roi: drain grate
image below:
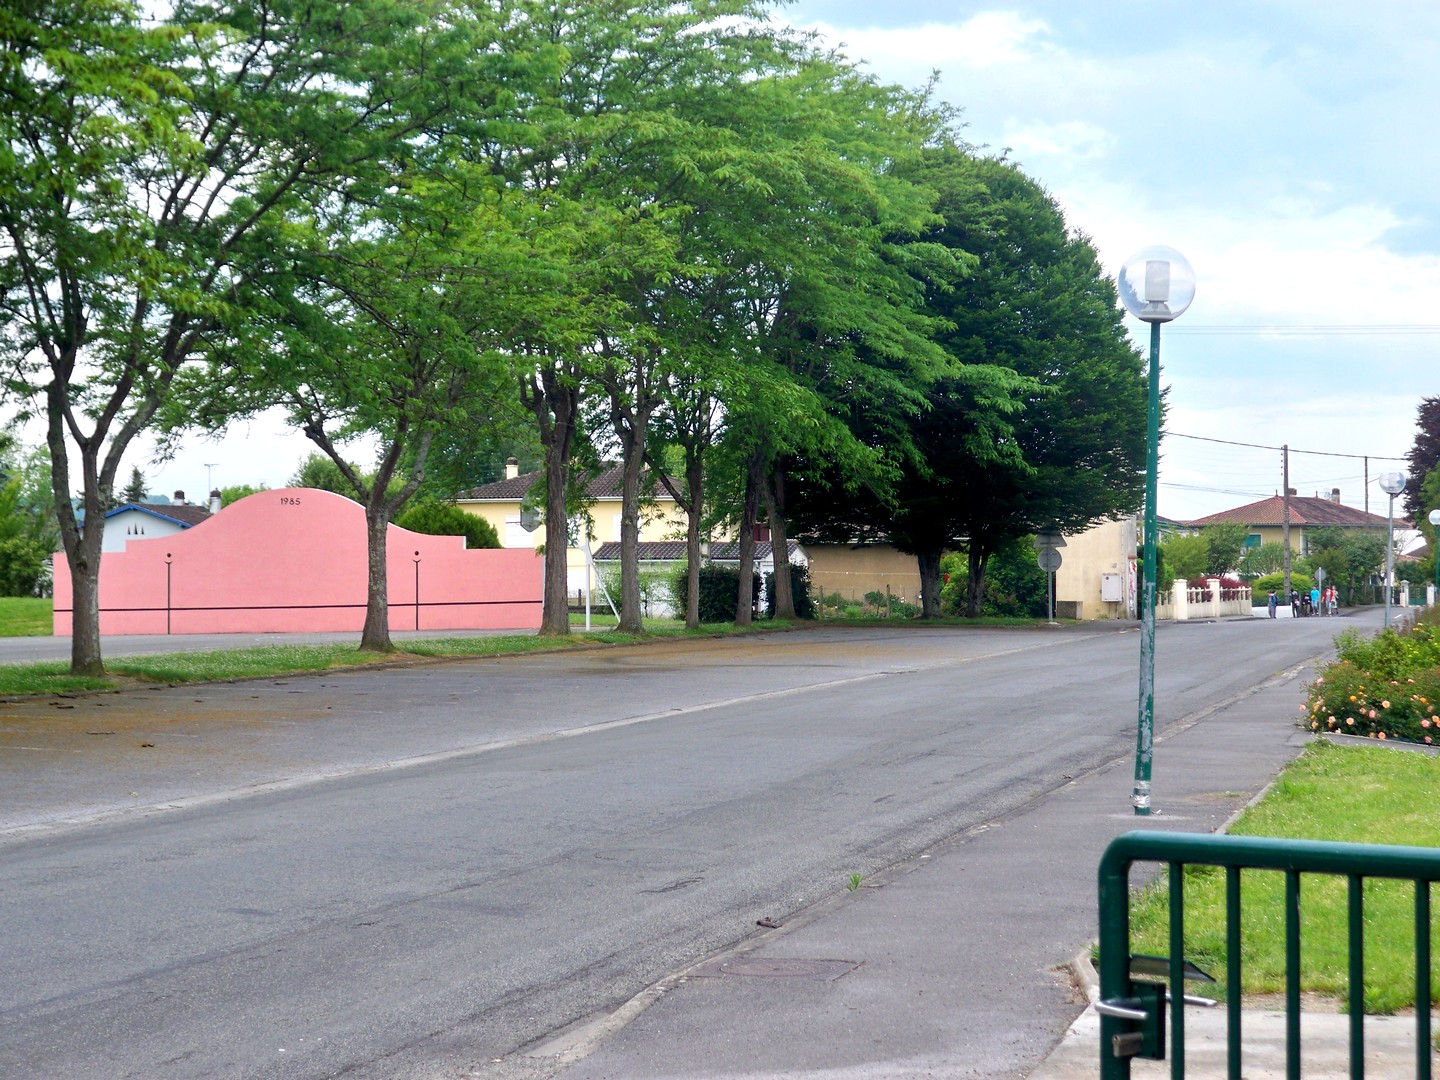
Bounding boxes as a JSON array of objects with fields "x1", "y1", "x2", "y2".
[{"x1": 689, "y1": 957, "x2": 858, "y2": 981}]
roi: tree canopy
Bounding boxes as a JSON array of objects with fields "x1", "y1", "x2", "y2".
[{"x1": 1, "y1": 0, "x2": 1167, "y2": 650}]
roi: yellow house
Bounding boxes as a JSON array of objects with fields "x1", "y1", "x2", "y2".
[
  {"x1": 454, "y1": 461, "x2": 687, "y2": 597},
  {"x1": 1053, "y1": 518, "x2": 1138, "y2": 620}
]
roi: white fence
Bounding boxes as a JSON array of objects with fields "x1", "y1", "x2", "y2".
[{"x1": 1169, "y1": 578, "x2": 1252, "y2": 621}]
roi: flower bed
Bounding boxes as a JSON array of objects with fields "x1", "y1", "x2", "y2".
[{"x1": 1303, "y1": 613, "x2": 1440, "y2": 744}]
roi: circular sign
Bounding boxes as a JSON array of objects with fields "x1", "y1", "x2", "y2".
[{"x1": 1036, "y1": 548, "x2": 1063, "y2": 573}]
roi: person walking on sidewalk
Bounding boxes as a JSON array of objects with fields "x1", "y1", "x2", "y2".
[
  {"x1": 1267, "y1": 589, "x2": 1278, "y2": 618},
  {"x1": 1311, "y1": 584, "x2": 1322, "y2": 616}
]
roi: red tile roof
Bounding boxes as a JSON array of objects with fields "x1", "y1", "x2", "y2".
[
  {"x1": 457, "y1": 464, "x2": 675, "y2": 502},
  {"x1": 1185, "y1": 495, "x2": 1399, "y2": 529}
]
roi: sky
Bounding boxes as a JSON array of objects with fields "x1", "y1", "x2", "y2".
[{"x1": 113, "y1": 1, "x2": 1439, "y2": 521}]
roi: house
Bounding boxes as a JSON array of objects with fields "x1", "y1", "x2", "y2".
[
  {"x1": 589, "y1": 538, "x2": 807, "y2": 617},
  {"x1": 455, "y1": 461, "x2": 689, "y2": 596},
  {"x1": 1185, "y1": 489, "x2": 1398, "y2": 557},
  {"x1": 97, "y1": 490, "x2": 219, "y2": 553},
  {"x1": 1054, "y1": 518, "x2": 1138, "y2": 620}
]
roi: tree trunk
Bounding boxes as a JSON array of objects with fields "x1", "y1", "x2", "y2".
[
  {"x1": 916, "y1": 547, "x2": 943, "y2": 618},
  {"x1": 359, "y1": 501, "x2": 393, "y2": 651},
  {"x1": 765, "y1": 460, "x2": 794, "y2": 619},
  {"x1": 616, "y1": 421, "x2": 646, "y2": 635},
  {"x1": 734, "y1": 453, "x2": 764, "y2": 625},
  {"x1": 66, "y1": 527, "x2": 105, "y2": 676},
  {"x1": 965, "y1": 548, "x2": 990, "y2": 618},
  {"x1": 540, "y1": 445, "x2": 571, "y2": 635},
  {"x1": 525, "y1": 364, "x2": 580, "y2": 637},
  {"x1": 683, "y1": 456, "x2": 704, "y2": 629},
  {"x1": 47, "y1": 386, "x2": 118, "y2": 677}
]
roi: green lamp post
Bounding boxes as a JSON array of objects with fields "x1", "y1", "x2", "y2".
[
  {"x1": 1429, "y1": 508, "x2": 1440, "y2": 604},
  {"x1": 1118, "y1": 245, "x2": 1195, "y2": 815}
]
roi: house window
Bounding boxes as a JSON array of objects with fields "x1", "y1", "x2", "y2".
[{"x1": 1244, "y1": 533, "x2": 1262, "y2": 548}]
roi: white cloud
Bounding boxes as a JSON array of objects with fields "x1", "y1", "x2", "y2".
[
  {"x1": 1000, "y1": 120, "x2": 1113, "y2": 161},
  {"x1": 812, "y1": 12, "x2": 1054, "y2": 71}
]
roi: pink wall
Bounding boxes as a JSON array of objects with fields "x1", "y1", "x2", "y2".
[{"x1": 53, "y1": 489, "x2": 542, "y2": 636}]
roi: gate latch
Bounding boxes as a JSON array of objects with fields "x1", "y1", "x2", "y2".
[{"x1": 1097, "y1": 981, "x2": 1165, "y2": 1059}]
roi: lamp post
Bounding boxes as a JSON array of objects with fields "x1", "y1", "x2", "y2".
[
  {"x1": 1429, "y1": 508, "x2": 1440, "y2": 606},
  {"x1": 1118, "y1": 246, "x2": 1195, "y2": 815},
  {"x1": 1379, "y1": 472, "x2": 1406, "y2": 628}
]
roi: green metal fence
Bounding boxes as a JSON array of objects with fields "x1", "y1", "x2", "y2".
[{"x1": 1098, "y1": 831, "x2": 1440, "y2": 1080}]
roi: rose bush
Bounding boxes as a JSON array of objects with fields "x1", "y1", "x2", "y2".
[{"x1": 1303, "y1": 613, "x2": 1440, "y2": 745}]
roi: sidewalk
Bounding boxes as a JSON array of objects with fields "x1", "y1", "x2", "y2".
[{"x1": 529, "y1": 653, "x2": 1417, "y2": 1080}]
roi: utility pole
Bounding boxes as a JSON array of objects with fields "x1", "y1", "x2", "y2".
[{"x1": 1282, "y1": 444, "x2": 1292, "y2": 595}]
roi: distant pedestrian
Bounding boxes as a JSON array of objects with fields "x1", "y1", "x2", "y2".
[
  {"x1": 1290, "y1": 589, "x2": 1301, "y2": 617},
  {"x1": 1326, "y1": 585, "x2": 1338, "y2": 615},
  {"x1": 1311, "y1": 585, "x2": 1322, "y2": 616},
  {"x1": 1267, "y1": 589, "x2": 1278, "y2": 618}
]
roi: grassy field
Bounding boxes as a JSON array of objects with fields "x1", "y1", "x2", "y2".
[
  {"x1": 1127, "y1": 740, "x2": 1440, "y2": 1012},
  {"x1": 0, "y1": 597, "x2": 51, "y2": 637}
]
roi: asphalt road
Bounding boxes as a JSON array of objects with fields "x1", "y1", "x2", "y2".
[{"x1": 0, "y1": 616, "x2": 1355, "y2": 1079}]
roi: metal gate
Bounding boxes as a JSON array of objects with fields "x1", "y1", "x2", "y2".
[{"x1": 1098, "y1": 831, "x2": 1440, "y2": 1080}]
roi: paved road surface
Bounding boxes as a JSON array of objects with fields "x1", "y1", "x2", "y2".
[{"x1": 0, "y1": 615, "x2": 1356, "y2": 1078}]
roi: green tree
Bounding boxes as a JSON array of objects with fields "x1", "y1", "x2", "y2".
[
  {"x1": 290, "y1": 455, "x2": 363, "y2": 496},
  {"x1": 218, "y1": 484, "x2": 266, "y2": 508},
  {"x1": 1306, "y1": 526, "x2": 1387, "y2": 604},
  {"x1": 796, "y1": 151, "x2": 1144, "y2": 618},
  {"x1": 1159, "y1": 532, "x2": 1209, "y2": 583},
  {"x1": 1, "y1": 0, "x2": 451, "y2": 673},
  {"x1": 396, "y1": 502, "x2": 500, "y2": 550},
  {"x1": 0, "y1": 435, "x2": 56, "y2": 595},
  {"x1": 1240, "y1": 540, "x2": 1289, "y2": 578},
  {"x1": 1404, "y1": 398, "x2": 1440, "y2": 521},
  {"x1": 120, "y1": 467, "x2": 148, "y2": 506},
  {"x1": 1201, "y1": 522, "x2": 1249, "y2": 577}
]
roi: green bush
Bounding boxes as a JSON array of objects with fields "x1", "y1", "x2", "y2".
[
  {"x1": 765, "y1": 563, "x2": 814, "y2": 619},
  {"x1": 1249, "y1": 572, "x2": 1315, "y2": 598},
  {"x1": 396, "y1": 501, "x2": 500, "y2": 549},
  {"x1": 1305, "y1": 620, "x2": 1440, "y2": 744},
  {"x1": 671, "y1": 564, "x2": 761, "y2": 623}
]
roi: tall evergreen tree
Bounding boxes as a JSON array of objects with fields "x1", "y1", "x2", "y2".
[{"x1": 1404, "y1": 397, "x2": 1440, "y2": 521}]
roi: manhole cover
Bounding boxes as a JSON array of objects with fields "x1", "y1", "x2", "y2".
[{"x1": 690, "y1": 957, "x2": 858, "y2": 981}]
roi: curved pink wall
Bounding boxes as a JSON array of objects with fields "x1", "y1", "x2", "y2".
[{"x1": 52, "y1": 489, "x2": 542, "y2": 636}]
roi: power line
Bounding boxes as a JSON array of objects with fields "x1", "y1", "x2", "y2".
[
  {"x1": 1168, "y1": 324, "x2": 1440, "y2": 336},
  {"x1": 1168, "y1": 431, "x2": 1405, "y2": 462}
]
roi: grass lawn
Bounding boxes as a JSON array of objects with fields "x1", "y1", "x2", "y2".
[
  {"x1": 0, "y1": 622, "x2": 754, "y2": 697},
  {"x1": 1127, "y1": 739, "x2": 1440, "y2": 1012},
  {"x1": 0, "y1": 597, "x2": 52, "y2": 637}
]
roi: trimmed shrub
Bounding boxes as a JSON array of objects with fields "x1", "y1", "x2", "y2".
[
  {"x1": 671, "y1": 564, "x2": 762, "y2": 623},
  {"x1": 396, "y1": 501, "x2": 501, "y2": 549}
]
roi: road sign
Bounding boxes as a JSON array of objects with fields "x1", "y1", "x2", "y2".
[{"x1": 1037, "y1": 548, "x2": 1063, "y2": 573}]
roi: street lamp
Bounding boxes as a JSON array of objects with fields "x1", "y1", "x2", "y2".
[
  {"x1": 1429, "y1": 508, "x2": 1440, "y2": 605},
  {"x1": 1118, "y1": 245, "x2": 1195, "y2": 815},
  {"x1": 1379, "y1": 471, "x2": 1406, "y2": 628}
]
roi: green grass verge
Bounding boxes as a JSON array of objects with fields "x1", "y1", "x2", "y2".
[
  {"x1": 0, "y1": 597, "x2": 52, "y2": 637},
  {"x1": 0, "y1": 623, "x2": 753, "y2": 697},
  {"x1": 1127, "y1": 739, "x2": 1440, "y2": 1012}
]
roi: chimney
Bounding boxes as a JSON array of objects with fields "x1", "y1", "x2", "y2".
[
  {"x1": 173, "y1": 490, "x2": 185, "y2": 504},
  {"x1": 209, "y1": 488, "x2": 222, "y2": 514},
  {"x1": 1331, "y1": 488, "x2": 1341, "y2": 503},
  {"x1": 505, "y1": 457, "x2": 519, "y2": 480},
  {"x1": 1286, "y1": 488, "x2": 1296, "y2": 496}
]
